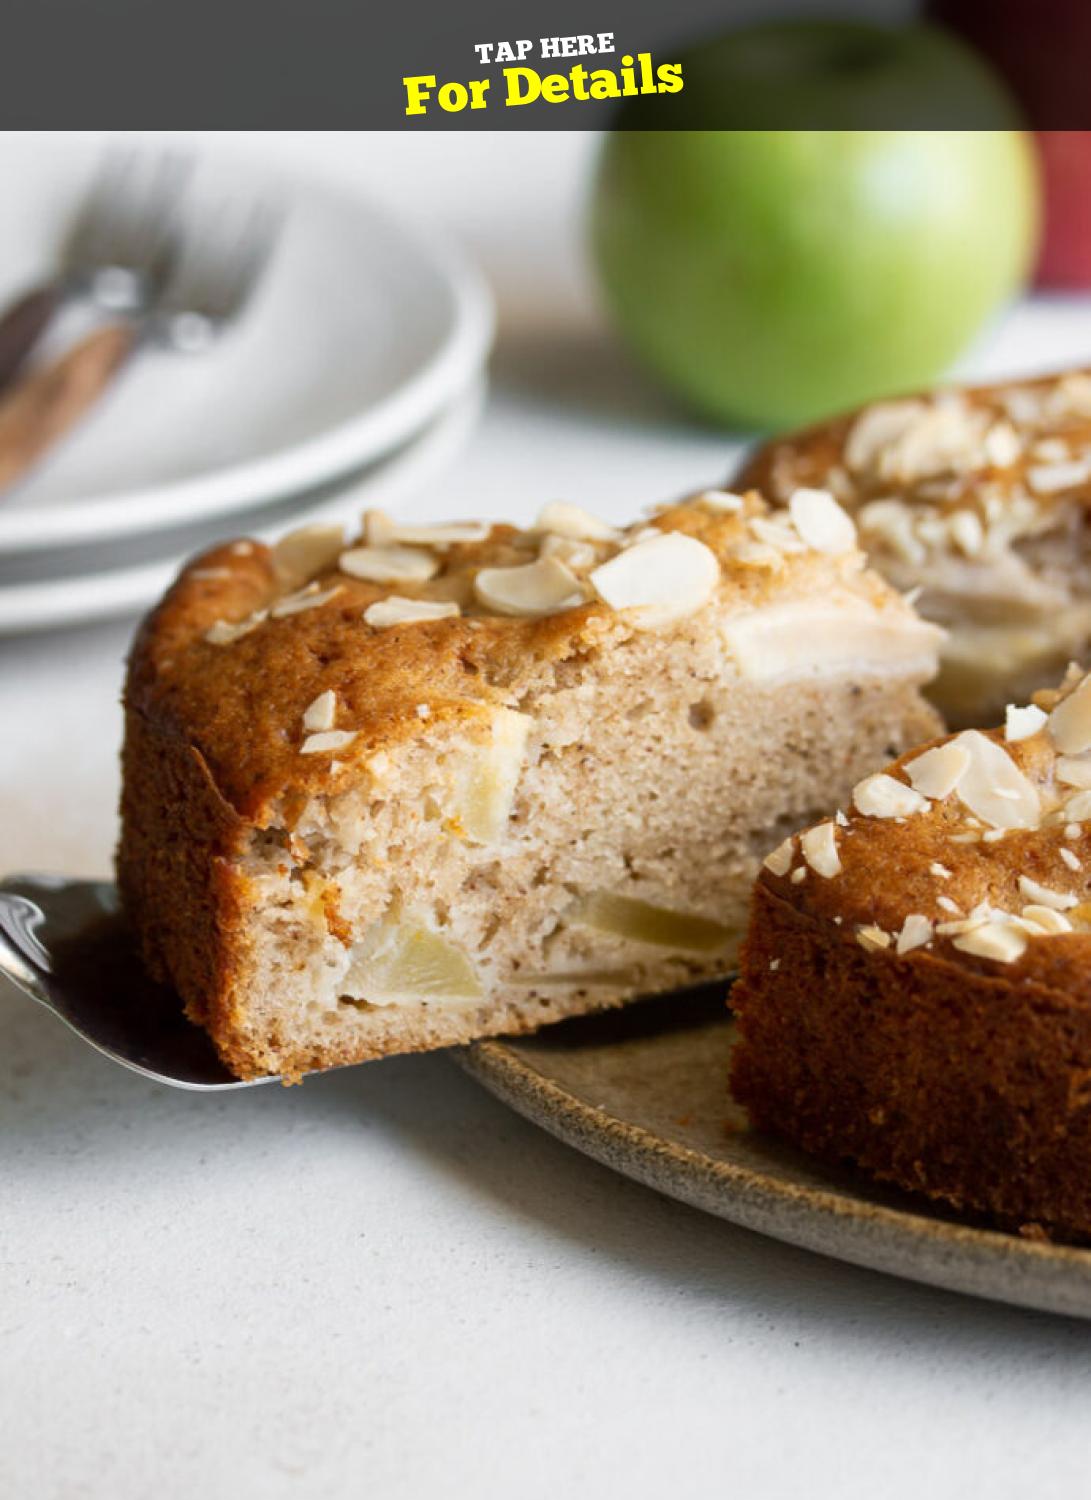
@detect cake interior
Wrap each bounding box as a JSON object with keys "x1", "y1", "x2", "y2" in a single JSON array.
[{"x1": 227, "y1": 620, "x2": 938, "y2": 1077}]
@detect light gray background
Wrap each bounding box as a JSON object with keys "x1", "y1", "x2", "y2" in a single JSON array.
[{"x1": 4, "y1": 132, "x2": 1091, "y2": 1498}]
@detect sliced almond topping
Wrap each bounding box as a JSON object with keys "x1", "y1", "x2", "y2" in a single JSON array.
[
  {"x1": 948, "y1": 509, "x2": 985, "y2": 558},
  {"x1": 952, "y1": 923, "x2": 1027, "y2": 964},
  {"x1": 983, "y1": 421, "x2": 1021, "y2": 467},
  {"x1": 339, "y1": 545, "x2": 440, "y2": 584},
  {"x1": 951, "y1": 730, "x2": 1040, "y2": 830},
  {"x1": 535, "y1": 501, "x2": 618, "y2": 541},
  {"x1": 1060, "y1": 846, "x2": 1081, "y2": 872},
  {"x1": 1018, "y1": 875, "x2": 1077, "y2": 910},
  {"x1": 1065, "y1": 793, "x2": 1091, "y2": 823},
  {"x1": 904, "y1": 741, "x2": 971, "y2": 801},
  {"x1": 853, "y1": 773, "x2": 929, "y2": 820},
  {"x1": 790, "y1": 867, "x2": 806, "y2": 884},
  {"x1": 1049, "y1": 675, "x2": 1091, "y2": 754},
  {"x1": 539, "y1": 533, "x2": 598, "y2": 571},
  {"x1": 1056, "y1": 755, "x2": 1091, "y2": 789},
  {"x1": 1027, "y1": 459, "x2": 1091, "y2": 495},
  {"x1": 363, "y1": 597, "x2": 461, "y2": 629},
  {"x1": 302, "y1": 689, "x2": 337, "y2": 732},
  {"x1": 937, "y1": 895, "x2": 962, "y2": 916},
  {"x1": 695, "y1": 489, "x2": 744, "y2": 513},
  {"x1": 787, "y1": 488, "x2": 857, "y2": 554},
  {"x1": 800, "y1": 822, "x2": 841, "y2": 879},
  {"x1": 364, "y1": 510, "x2": 491, "y2": 548},
  {"x1": 589, "y1": 532, "x2": 719, "y2": 626},
  {"x1": 763, "y1": 836, "x2": 795, "y2": 877},
  {"x1": 1005, "y1": 703, "x2": 1047, "y2": 742},
  {"x1": 205, "y1": 616, "x2": 263, "y2": 646},
  {"x1": 896, "y1": 914, "x2": 933, "y2": 954},
  {"x1": 750, "y1": 516, "x2": 806, "y2": 553},
  {"x1": 272, "y1": 524, "x2": 345, "y2": 585},
  {"x1": 726, "y1": 540, "x2": 785, "y2": 571},
  {"x1": 271, "y1": 583, "x2": 344, "y2": 618},
  {"x1": 474, "y1": 556, "x2": 584, "y2": 617},
  {"x1": 301, "y1": 729, "x2": 357, "y2": 755},
  {"x1": 1021, "y1": 904, "x2": 1074, "y2": 934},
  {"x1": 857, "y1": 925, "x2": 891, "y2": 952},
  {"x1": 930, "y1": 862, "x2": 952, "y2": 879}
]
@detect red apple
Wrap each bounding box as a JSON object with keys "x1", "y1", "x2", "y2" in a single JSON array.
[{"x1": 926, "y1": 1, "x2": 1091, "y2": 286}]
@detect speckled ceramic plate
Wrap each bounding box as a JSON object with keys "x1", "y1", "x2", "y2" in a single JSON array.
[{"x1": 459, "y1": 990, "x2": 1091, "y2": 1319}]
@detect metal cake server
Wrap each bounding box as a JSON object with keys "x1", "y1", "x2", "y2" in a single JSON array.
[{"x1": 0, "y1": 874, "x2": 272, "y2": 1090}]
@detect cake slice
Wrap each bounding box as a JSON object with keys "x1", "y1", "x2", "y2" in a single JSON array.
[
  {"x1": 119, "y1": 489, "x2": 941, "y2": 1079},
  {"x1": 736, "y1": 367, "x2": 1091, "y2": 726},
  {"x1": 731, "y1": 665, "x2": 1091, "y2": 1242}
]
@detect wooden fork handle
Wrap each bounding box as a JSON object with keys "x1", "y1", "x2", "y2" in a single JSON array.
[
  {"x1": 0, "y1": 324, "x2": 134, "y2": 493},
  {"x1": 0, "y1": 284, "x2": 62, "y2": 391}
]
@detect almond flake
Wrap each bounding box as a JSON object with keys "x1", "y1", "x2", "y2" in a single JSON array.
[
  {"x1": 301, "y1": 729, "x2": 357, "y2": 755},
  {"x1": 695, "y1": 489, "x2": 744, "y2": 514},
  {"x1": 951, "y1": 730, "x2": 1040, "y2": 829},
  {"x1": 339, "y1": 545, "x2": 440, "y2": 584},
  {"x1": 983, "y1": 422, "x2": 1021, "y2": 467},
  {"x1": 205, "y1": 616, "x2": 262, "y2": 645},
  {"x1": 363, "y1": 597, "x2": 461, "y2": 629},
  {"x1": 1065, "y1": 794, "x2": 1091, "y2": 823},
  {"x1": 474, "y1": 556, "x2": 584, "y2": 617},
  {"x1": 769, "y1": 958, "x2": 781, "y2": 971},
  {"x1": 1027, "y1": 459, "x2": 1091, "y2": 495},
  {"x1": 726, "y1": 540, "x2": 785, "y2": 571},
  {"x1": 930, "y1": 862, "x2": 952, "y2": 879},
  {"x1": 1056, "y1": 755, "x2": 1091, "y2": 789},
  {"x1": 535, "y1": 501, "x2": 618, "y2": 541},
  {"x1": 904, "y1": 741, "x2": 970, "y2": 800},
  {"x1": 589, "y1": 532, "x2": 719, "y2": 625},
  {"x1": 538, "y1": 533, "x2": 598, "y2": 571},
  {"x1": 800, "y1": 821, "x2": 841, "y2": 879},
  {"x1": 896, "y1": 914, "x2": 933, "y2": 954},
  {"x1": 852, "y1": 773, "x2": 929, "y2": 820},
  {"x1": 365, "y1": 511, "x2": 491, "y2": 548},
  {"x1": 948, "y1": 510, "x2": 984, "y2": 558},
  {"x1": 857, "y1": 925, "x2": 891, "y2": 952},
  {"x1": 271, "y1": 584, "x2": 344, "y2": 618},
  {"x1": 1021, "y1": 904, "x2": 1074, "y2": 934},
  {"x1": 790, "y1": 867, "x2": 806, "y2": 884},
  {"x1": 952, "y1": 922, "x2": 1027, "y2": 964},
  {"x1": 750, "y1": 516, "x2": 806, "y2": 553},
  {"x1": 936, "y1": 896, "x2": 963, "y2": 916},
  {"x1": 1005, "y1": 703, "x2": 1047, "y2": 742},
  {"x1": 302, "y1": 690, "x2": 337, "y2": 733},
  {"x1": 272, "y1": 524, "x2": 345, "y2": 585},
  {"x1": 1049, "y1": 675, "x2": 1091, "y2": 754},
  {"x1": 763, "y1": 837, "x2": 795, "y2": 877},
  {"x1": 1060, "y1": 846, "x2": 1081, "y2": 872},
  {"x1": 1018, "y1": 875, "x2": 1077, "y2": 910}
]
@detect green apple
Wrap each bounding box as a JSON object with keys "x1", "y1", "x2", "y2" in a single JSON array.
[{"x1": 592, "y1": 32, "x2": 1040, "y2": 429}]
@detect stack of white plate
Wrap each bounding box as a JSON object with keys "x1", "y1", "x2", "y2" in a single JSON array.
[{"x1": 0, "y1": 138, "x2": 493, "y2": 635}]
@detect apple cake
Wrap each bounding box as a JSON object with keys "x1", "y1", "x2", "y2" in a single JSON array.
[
  {"x1": 731, "y1": 664, "x2": 1091, "y2": 1242},
  {"x1": 119, "y1": 488, "x2": 941, "y2": 1080},
  {"x1": 736, "y1": 367, "x2": 1091, "y2": 725}
]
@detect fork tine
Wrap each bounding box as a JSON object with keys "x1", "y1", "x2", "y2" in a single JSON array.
[{"x1": 62, "y1": 146, "x2": 192, "y2": 304}]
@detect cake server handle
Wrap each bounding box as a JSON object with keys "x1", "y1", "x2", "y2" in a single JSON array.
[
  {"x1": 0, "y1": 322, "x2": 134, "y2": 495},
  {"x1": 0, "y1": 283, "x2": 62, "y2": 392}
]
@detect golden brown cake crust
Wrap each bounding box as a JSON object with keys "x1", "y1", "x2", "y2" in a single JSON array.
[{"x1": 730, "y1": 673, "x2": 1091, "y2": 1242}]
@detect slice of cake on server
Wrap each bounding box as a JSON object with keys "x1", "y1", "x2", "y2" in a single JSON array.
[{"x1": 119, "y1": 488, "x2": 942, "y2": 1079}]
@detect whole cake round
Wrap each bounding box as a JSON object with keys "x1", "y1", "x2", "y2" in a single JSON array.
[{"x1": 731, "y1": 665, "x2": 1091, "y2": 1243}]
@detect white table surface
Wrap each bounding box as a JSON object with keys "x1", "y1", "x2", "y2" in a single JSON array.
[{"x1": 4, "y1": 132, "x2": 1091, "y2": 1500}]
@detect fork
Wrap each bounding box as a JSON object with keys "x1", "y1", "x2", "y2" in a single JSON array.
[
  {"x1": 0, "y1": 190, "x2": 279, "y2": 494},
  {"x1": 0, "y1": 147, "x2": 187, "y2": 391}
]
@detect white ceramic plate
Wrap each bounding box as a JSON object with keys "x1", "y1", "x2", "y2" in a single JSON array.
[
  {"x1": 0, "y1": 136, "x2": 493, "y2": 554},
  {"x1": 0, "y1": 382, "x2": 483, "y2": 634}
]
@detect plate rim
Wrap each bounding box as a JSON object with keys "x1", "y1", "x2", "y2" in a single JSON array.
[
  {"x1": 0, "y1": 146, "x2": 494, "y2": 554},
  {"x1": 0, "y1": 379, "x2": 484, "y2": 634},
  {"x1": 459, "y1": 1027, "x2": 1091, "y2": 1320}
]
